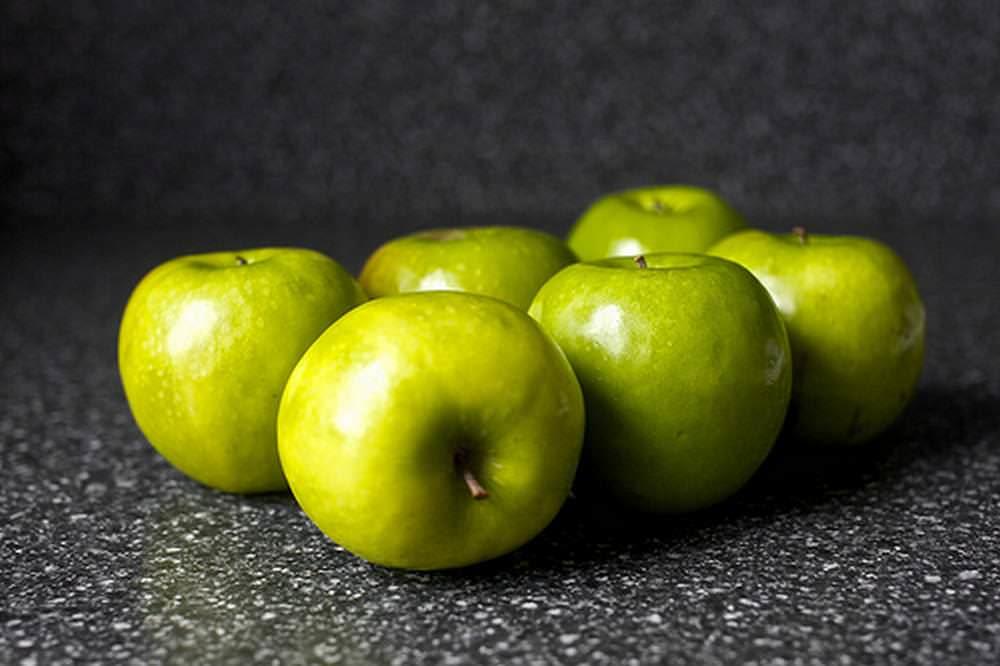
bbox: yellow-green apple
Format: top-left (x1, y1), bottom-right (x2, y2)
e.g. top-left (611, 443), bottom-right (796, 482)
top-left (119, 248), bottom-right (366, 493)
top-left (710, 227), bottom-right (925, 446)
top-left (567, 185), bottom-right (745, 260)
top-left (278, 291), bottom-right (585, 570)
top-left (359, 226), bottom-right (576, 310)
top-left (529, 253), bottom-right (791, 513)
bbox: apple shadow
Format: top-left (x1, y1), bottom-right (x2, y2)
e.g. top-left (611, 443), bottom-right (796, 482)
top-left (742, 380), bottom-right (998, 503)
top-left (458, 380), bottom-right (999, 578)
top-left (173, 381), bottom-right (993, 587)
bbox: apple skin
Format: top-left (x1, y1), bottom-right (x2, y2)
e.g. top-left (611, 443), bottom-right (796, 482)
top-left (119, 248), bottom-right (366, 493)
top-left (359, 226), bottom-right (577, 310)
top-left (709, 229), bottom-right (925, 446)
top-left (528, 254), bottom-right (792, 513)
top-left (278, 291), bottom-right (585, 570)
top-left (567, 185), bottom-right (746, 261)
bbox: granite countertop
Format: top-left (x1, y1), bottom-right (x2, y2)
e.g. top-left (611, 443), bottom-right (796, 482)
top-left (1, 217), bottom-right (998, 665)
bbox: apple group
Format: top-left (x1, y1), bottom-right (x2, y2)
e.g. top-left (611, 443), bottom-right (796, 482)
top-left (119, 185), bottom-right (925, 570)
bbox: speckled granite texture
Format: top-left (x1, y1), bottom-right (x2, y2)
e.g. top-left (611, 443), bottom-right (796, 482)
top-left (3, 1), bottom-right (1000, 664)
top-left (2, 217), bottom-right (999, 665)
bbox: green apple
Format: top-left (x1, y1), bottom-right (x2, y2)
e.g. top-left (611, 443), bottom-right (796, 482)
top-left (119, 248), bottom-right (366, 493)
top-left (278, 291), bottom-right (585, 570)
top-left (709, 228), bottom-right (925, 446)
top-left (359, 226), bottom-right (577, 310)
top-left (567, 185), bottom-right (746, 260)
top-left (529, 253), bottom-right (792, 513)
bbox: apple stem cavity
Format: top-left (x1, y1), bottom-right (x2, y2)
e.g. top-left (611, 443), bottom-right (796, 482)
top-left (634, 255), bottom-right (648, 269)
top-left (792, 227), bottom-right (809, 245)
top-left (235, 255), bottom-right (249, 266)
top-left (454, 450), bottom-right (488, 500)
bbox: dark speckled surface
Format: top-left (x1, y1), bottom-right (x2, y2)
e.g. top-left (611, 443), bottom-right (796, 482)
top-left (2, 217), bottom-right (999, 665)
top-left (3, 1), bottom-right (1000, 663)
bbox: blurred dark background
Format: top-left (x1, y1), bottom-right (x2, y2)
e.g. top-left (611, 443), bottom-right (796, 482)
top-left (3, 0), bottom-right (998, 251)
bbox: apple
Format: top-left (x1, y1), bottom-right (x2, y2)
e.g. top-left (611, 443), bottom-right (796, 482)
top-left (709, 227), bottom-right (925, 446)
top-left (119, 248), bottom-right (366, 493)
top-left (567, 185), bottom-right (746, 260)
top-left (358, 226), bottom-right (577, 310)
top-left (529, 253), bottom-right (792, 513)
top-left (278, 291), bottom-right (585, 570)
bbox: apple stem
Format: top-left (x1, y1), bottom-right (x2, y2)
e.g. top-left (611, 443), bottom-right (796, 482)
top-left (792, 226), bottom-right (808, 245)
top-left (455, 451), bottom-right (488, 499)
top-left (634, 255), bottom-right (648, 269)
top-left (235, 255), bottom-right (249, 265)
top-left (462, 468), bottom-right (489, 499)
